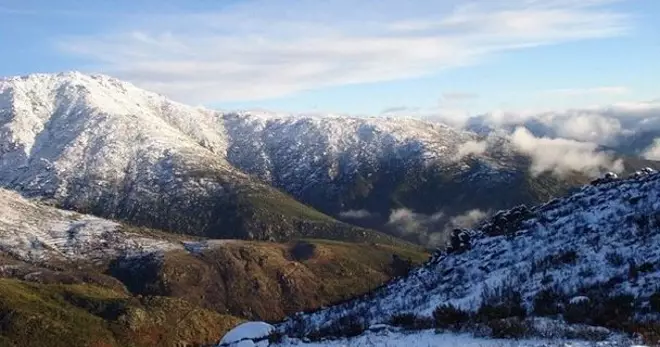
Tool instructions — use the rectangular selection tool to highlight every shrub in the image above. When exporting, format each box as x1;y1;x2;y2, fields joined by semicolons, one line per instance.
486;318;530;339
565;325;611;341
389;313;434;330
433;304;471;330
268;331;284;344
533;250;578;274
564;299;592;325
540;275;553;286
308;314;366;340
637;262;655;273
592;294;635;329
476;284;526;322
650;291;660;313
533;288;564;317
604;252;625;267
632;322;660;346
389;313;416;328
564;293;636;330
290;241;317;261
557;250;578;264
389;255;414;277
629;260;640;281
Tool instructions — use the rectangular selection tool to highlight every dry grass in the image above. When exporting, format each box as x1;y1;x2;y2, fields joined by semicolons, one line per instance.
111;239;428;322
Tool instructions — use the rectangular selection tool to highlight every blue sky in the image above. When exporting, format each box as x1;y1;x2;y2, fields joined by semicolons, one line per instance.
1;0;658;115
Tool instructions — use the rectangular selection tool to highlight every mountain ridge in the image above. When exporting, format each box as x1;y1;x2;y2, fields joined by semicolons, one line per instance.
2;72;410;244
2;72;656;246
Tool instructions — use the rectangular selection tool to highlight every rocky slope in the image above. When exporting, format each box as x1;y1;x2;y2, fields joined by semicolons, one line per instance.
275;170;660;343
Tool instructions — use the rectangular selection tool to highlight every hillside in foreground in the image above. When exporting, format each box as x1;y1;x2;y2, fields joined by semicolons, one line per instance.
227;171;660;346
0;188;427;346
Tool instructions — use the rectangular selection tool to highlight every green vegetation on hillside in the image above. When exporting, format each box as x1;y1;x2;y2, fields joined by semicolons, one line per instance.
0;238;427;346
0;279;242;347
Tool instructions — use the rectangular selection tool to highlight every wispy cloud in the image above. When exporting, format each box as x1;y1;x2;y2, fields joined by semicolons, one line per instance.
57;0;630;104
542;86;630;96
0;5;120;17
441;92;479;101
380;106;421;114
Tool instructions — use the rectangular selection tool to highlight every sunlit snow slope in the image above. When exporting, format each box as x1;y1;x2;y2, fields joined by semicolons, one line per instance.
280;172;660;333
0;188;179;263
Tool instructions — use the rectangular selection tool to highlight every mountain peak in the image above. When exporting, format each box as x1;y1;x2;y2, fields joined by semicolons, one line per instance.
1;71;131;92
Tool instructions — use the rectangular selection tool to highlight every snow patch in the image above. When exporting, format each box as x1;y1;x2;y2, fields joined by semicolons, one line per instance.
219;322;274;347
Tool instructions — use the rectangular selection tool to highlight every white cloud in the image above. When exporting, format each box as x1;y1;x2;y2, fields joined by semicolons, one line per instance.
339;209;374;219
548;113;623;144
385;208;488;247
464;100;660;148
441;92;479;101
510;127;624;176
381;106;421;115
642;139;660;161
542;86;629;96
446;209;488;230
454;140;488;160
57;0;629;103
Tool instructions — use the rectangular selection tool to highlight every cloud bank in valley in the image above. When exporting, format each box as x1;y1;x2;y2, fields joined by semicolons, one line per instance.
464;101;660;150
642;139;660;161
385;208;489;247
436;100;660;176
339;209;374;219
510;127;624;176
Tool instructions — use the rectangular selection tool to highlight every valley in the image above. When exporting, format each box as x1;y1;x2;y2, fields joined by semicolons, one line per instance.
0;73;659;346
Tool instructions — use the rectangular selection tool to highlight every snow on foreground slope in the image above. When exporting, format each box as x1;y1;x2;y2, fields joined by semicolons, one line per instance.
0;188;179;263
279;172;660;332
221;321;641;347
276;331;637;347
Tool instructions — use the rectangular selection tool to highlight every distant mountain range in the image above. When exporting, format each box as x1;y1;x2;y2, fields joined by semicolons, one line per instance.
3;72;657;246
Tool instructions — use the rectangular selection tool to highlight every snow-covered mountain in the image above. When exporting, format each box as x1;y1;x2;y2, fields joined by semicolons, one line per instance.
222;112;510;215
1;72;653;243
274;171;660;341
0;72;397;242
